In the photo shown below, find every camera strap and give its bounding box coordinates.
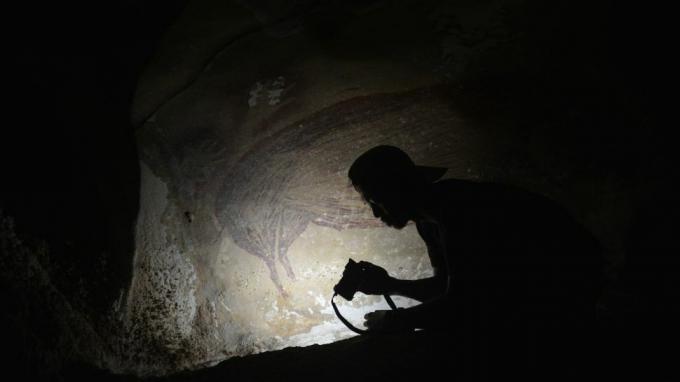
[331,293,398,335]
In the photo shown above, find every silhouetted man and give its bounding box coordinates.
[348,145,604,379]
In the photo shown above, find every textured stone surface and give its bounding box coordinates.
[4,1,675,380]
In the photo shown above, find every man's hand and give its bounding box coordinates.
[363,309,412,333]
[356,261,395,295]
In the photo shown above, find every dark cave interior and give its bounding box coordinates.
[2,1,678,381]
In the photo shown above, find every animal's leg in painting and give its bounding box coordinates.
[278,246,296,281]
[264,256,289,298]
[274,213,296,280]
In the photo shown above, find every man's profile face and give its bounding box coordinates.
[354,184,411,229]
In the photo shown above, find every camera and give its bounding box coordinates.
[333,258,365,301]
[332,259,400,334]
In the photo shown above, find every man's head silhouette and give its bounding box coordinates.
[349,146,446,228]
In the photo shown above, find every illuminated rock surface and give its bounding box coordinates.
[125,0,538,373]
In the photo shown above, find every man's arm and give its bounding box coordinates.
[363,284,453,331]
[355,261,446,302]
[386,275,447,302]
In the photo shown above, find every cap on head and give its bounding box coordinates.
[348,145,446,192]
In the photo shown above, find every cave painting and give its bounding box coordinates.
[215,87,477,295]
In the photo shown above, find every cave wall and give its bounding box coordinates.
[2,0,187,377]
[2,0,677,379]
